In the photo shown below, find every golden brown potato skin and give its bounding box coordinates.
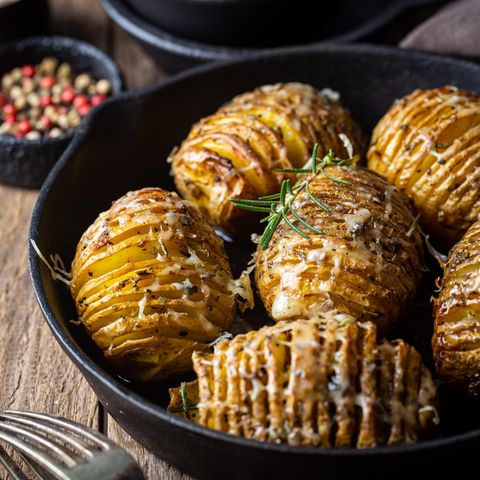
[433,220,480,397]
[368,86,480,246]
[172,83,366,234]
[70,188,235,381]
[255,166,423,334]
[191,312,438,447]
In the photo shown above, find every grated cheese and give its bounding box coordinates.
[339,133,354,158]
[30,239,72,286]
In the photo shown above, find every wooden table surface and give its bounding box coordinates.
[0,1,191,478]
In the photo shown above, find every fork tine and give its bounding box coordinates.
[0,422,76,467]
[18,452,59,480]
[1,413,94,458]
[0,430,68,480]
[0,443,28,480]
[5,411,111,449]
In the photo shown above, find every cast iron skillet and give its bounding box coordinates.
[0,0,49,42]
[101,0,446,72]
[29,44,480,479]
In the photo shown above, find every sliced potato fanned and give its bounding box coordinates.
[180,312,438,447]
[172,83,366,234]
[70,188,236,381]
[255,165,423,334]
[368,86,480,245]
[433,219,480,397]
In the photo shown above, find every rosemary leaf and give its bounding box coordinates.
[230,204,272,213]
[260,213,276,223]
[259,192,282,200]
[311,143,319,174]
[277,168,311,174]
[279,179,289,205]
[261,215,282,249]
[282,211,310,239]
[322,170,352,185]
[290,207,325,234]
[181,382,190,415]
[406,213,420,237]
[230,198,274,206]
[306,183,331,212]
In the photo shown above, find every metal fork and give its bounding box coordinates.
[0,411,145,480]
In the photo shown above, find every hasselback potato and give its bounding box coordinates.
[70,188,236,381]
[255,165,423,334]
[368,86,480,245]
[433,219,480,397]
[171,82,365,234]
[188,312,438,447]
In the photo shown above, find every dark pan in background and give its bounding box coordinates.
[0,0,49,42]
[30,45,480,479]
[101,0,447,72]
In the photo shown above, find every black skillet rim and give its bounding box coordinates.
[100,0,444,62]
[29,43,480,457]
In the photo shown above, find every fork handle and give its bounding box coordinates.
[113,464,145,480]
[70,453,146,480]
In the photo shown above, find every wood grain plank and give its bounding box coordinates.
[110,25,167,88]
[0,186,99,480]
[49,0,109,50]
[0,0,184,477]
[0,1,105,478]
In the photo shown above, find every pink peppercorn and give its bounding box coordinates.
[21,64,36,78]
[39,75,55,89]
[60,86,76,104]
[0,94,5,108]
[3,103,15,116]
[40,95,53,108]
[90,94,106,107]
[40,115,52,129]
[17,119,32,135]
[5,114,16,124]
[77,104,91,116]
[73,95,89,109]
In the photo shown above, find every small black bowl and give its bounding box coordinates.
[0,0,49,42]
[0,36,123,189]
[102,0,446,72]
[30,44,480,479]
[124,0,343,47]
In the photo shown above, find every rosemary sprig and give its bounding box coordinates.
[180,381,195,416]
[406,213,420,237]
[277,145,359,185]
[231,142,356,249]
[231,178,318,248]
